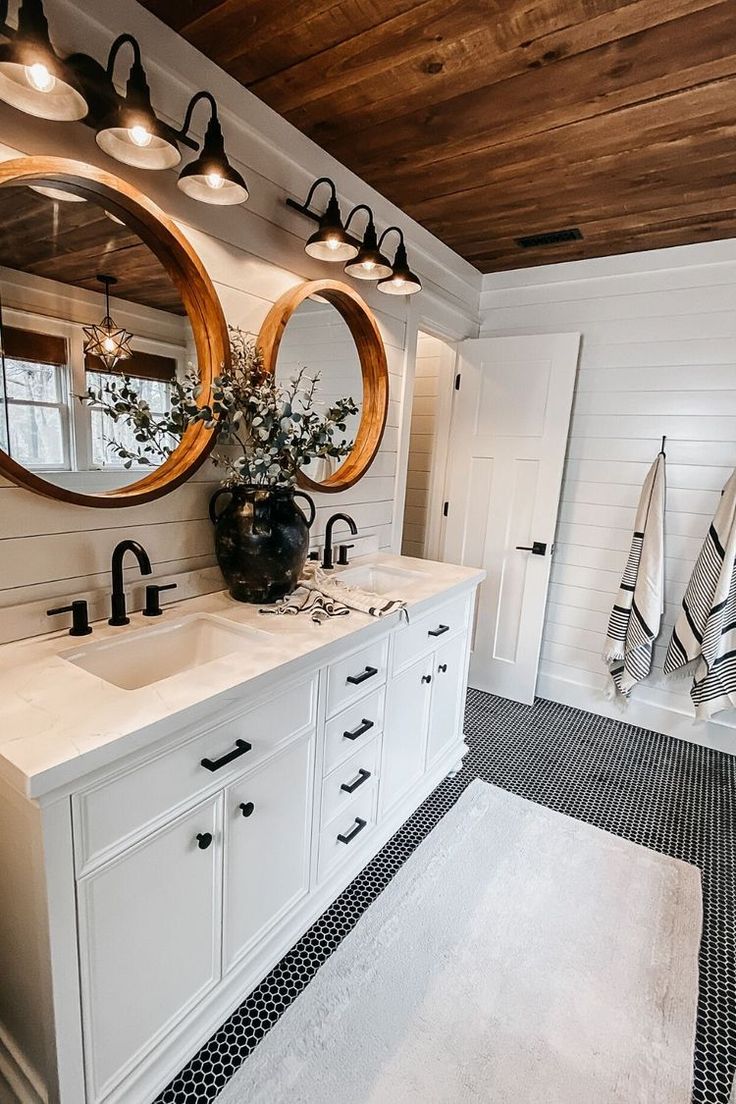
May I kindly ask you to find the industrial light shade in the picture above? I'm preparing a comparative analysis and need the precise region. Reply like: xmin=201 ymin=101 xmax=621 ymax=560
xmin=0 ymin=0 xmax=87 ymax=121
xmin=378 ymin=240 xmax=422 ymax=296
xmin=305 ymin=195 xmax=358 ymax=262
xmin=96 ymin=37 xmax=179 ymax=170
xmin=178 ymin=110 xmax=247 ymax=205
xmin=83 ymin=275 xmax=133 ymax=372
xmin=343 ymin=216 xmax=392 ymax=281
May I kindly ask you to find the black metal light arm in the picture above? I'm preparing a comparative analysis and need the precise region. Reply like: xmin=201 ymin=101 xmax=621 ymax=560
xmin=378 ymin=225 xmax=405 ymax=251
xmin=0 ymin=0 xmax=10 ymax=35
xmin=344 ymin=202 xmax=373 ymax=235
xmin=105 ymin=32 xmax=142 ymax=79
xmin=178 ymin=89 xmax=217 ymax=139
xmin=286 ymin=175 xmax=338 ymax=221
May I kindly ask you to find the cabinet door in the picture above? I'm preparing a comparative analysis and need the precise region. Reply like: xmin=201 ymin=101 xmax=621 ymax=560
xmin=427 ymin=633 xmax=469 ymax=767
xmin=380 ymin=654 xmax=433 ymax=815
xmin=223 ymin=734 xmax=313 ymax=972
xmin=78 ymin=796 xmax=221 ymax=1102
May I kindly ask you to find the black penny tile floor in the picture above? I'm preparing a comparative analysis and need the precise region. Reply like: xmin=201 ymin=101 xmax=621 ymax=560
xmin=155 ymin=691 xmax=736 ymax=1104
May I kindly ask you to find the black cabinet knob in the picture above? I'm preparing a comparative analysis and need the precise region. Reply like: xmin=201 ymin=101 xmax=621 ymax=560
xmin=421 ymin=674 xmax=432 ymax=684
xmin=196 ymin=832 xmax=213 ymax=850
xmin=239 ymin=801 xmax=255 ymax=818
xmin=438 ymin=663 xmax=448 ymax=673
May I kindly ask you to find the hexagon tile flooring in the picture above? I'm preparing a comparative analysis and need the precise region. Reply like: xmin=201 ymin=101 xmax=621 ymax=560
xmin=155 ymin=691 xmax=736 ymax=1104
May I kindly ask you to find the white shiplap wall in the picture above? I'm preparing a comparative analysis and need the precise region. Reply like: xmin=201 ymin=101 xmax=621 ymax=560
xmin=480 ymin=240 xmax=736 ymax=752
xmin=0 ymin=0 xmax=480 ymax=644
xmin=402 ymin=332 xmax=443 ymax=558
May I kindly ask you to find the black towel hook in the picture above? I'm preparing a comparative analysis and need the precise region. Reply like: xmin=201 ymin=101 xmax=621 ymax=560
xmin=660 ymin=435 xmax=667 ymax=457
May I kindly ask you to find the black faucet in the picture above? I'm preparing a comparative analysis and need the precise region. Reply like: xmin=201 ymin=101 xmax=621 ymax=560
xmin=322 ymin=513 xmax=358 ymax=570
xmin=109 ymin=540 xmax=153 ymax=626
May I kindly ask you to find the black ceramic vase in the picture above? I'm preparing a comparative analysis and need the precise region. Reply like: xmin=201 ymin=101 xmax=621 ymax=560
xmin=209 ymin=484 xmax=316 ymax=603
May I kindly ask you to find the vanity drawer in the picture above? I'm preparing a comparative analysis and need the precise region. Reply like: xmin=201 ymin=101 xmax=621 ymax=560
xmin=73 ymin=675 xmax=317 ymax=874
xmin=323 ymin=685 xmax=385 ymax=776
xmin=318 ymin=785 xmax=378 ymax=882
xmin=392 ymin=593 xmax=471 ymax=673
xmin=326 ymin=636 xmax=388 ymax=718
xmin=321 ymin=736 xmax=381 ymax=828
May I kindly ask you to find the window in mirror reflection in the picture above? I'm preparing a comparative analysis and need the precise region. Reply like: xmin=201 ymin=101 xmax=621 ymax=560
xmin=0 ymin=313 xmax=187 ymax=482
xmin=0 ymin=182 xmax=194 ymax=493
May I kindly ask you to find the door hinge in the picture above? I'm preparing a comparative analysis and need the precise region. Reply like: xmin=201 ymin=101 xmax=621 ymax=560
xmin=443 ymin=501 xmax=449 ymax=517
xmin=454 ymin=373 xmax=461 ymax=391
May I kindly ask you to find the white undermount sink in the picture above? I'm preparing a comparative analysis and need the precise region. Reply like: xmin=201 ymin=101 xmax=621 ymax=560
xmin=334 ymin=563 xmax=424 ymax=596
xmin=62 ymin=614 xmax=268 ymax=691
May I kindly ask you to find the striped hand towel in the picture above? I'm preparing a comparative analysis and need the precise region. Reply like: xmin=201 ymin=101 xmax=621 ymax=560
xmin=260 ymin=586 xmax=350 ymax=625
xmin=302 ymin=563 xmax=407 ymax=620
xmin=664 ymin=470 xmax=736 ymax=719
xmin=604 ymin=452 xmax=666 ymax=696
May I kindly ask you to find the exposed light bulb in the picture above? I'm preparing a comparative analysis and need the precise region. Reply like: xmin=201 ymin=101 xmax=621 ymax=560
xmin=27 ymin=63 xmax=55 ymax=93
xmin=393 ymin=276 xmax=405 ymax=287
xmin=205 ymin=171 xmax=224 ymax=190
xmin=129 ymin=125 xmax=152 ymax=148
xmin=362 ymin=260 xmax=375 ymax=272
xmin=326 ymin=236 xmax=341 ymax=251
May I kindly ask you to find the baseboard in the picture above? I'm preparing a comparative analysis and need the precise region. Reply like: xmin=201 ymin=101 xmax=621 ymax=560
xmin=0 ymin=1024 xmax=46 ymax=1104
xmin=537 ymin=670 xmax=736 ymax=756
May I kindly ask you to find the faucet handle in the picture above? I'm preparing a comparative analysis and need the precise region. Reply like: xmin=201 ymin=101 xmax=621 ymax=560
xmin=337 ymin=544 xmax=355 ymax=566
xmin=47 ymin=600 xmax=92 ymax=637
xmin=143 ymin=583 xmax=178 ymax=618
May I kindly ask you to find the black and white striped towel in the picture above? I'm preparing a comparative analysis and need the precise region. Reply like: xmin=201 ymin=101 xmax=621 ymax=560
xmin=260 ymin=586 xmax=351 ymax=625
xmin=604 ymin=452 xmax=666 ymax=697
xmin=664 ymin=469 xmax=736 ymax=719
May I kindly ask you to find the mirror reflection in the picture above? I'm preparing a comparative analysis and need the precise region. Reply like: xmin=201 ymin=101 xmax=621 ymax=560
xmin=274 ymin=296 xmax=362 ymax=483
xmin=0 ymin=183 xmax=194 ymax=492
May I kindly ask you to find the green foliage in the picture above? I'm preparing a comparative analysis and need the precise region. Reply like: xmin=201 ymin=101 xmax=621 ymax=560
xmin=82 ymin=328 xmax=359 ymax=485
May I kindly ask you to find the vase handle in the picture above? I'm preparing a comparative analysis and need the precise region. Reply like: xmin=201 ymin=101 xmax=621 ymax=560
xmin=209 ymin=487 xmax=232 ymax=525
xmin=294 ymin=491 xmax=316 ymax=529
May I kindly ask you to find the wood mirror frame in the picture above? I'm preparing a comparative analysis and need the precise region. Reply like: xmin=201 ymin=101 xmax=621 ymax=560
xmin=258 ymin=280 xmax=389 ymax=493
xmin=0 ymin=156 xmax=228 ymax=508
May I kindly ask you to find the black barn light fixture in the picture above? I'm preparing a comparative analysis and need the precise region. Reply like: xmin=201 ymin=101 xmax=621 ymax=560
xmin=0 ymin=0 xmax=87 ymax=120
xmin=96 ymin=34 xmax=179 ymax=170
xmin=0 ymin=1 xmax=248 ymax=205
xmin=177 ymin=91 xmax=248 ymax=205
xmin=83 ymin=275 xmax=134 ymax=372
xmin=287 ymin=176 xmax=357 ymax=262
xmin=288 ymin=177 xmax=421 ymax=294
xmin=376 ymin=227 xmax=422 ymax=296
xmin=343 ymin=205 xmax=393 ymax=281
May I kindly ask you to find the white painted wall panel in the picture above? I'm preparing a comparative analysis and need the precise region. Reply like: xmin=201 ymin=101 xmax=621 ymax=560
xmin=480 ymin=241 xmax=736 ymax=747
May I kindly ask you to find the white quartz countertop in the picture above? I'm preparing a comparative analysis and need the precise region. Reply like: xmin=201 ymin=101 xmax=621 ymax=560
xmin=0 ymin=555 xmax=483 ymax=800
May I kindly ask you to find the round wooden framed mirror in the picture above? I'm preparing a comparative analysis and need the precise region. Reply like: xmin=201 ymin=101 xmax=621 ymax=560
xmin=0 ymin=156 xmax=228 ymax=508
xmin=258 ymin=279 xmax=389 ymax=493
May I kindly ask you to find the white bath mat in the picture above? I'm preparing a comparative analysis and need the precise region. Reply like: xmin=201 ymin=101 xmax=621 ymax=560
xmin=217 ymin=780 xmax=702 ymax=1104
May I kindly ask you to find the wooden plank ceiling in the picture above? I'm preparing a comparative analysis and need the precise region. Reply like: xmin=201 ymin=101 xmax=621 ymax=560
xmin=140 ymin=0 xmax=736 ymax=272
xmin=0 ymin=187 xmax=185 ymax=314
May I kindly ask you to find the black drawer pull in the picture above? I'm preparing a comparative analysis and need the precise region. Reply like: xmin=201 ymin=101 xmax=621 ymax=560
xmin=239 ymin=801 xmax=255 ymax=818
xmin=438 ymin=663 xmax=448 ymax=673
xmin=343 ymin=718 xmax=374 ymax=741
xmin=196 ymin=832 xmax=213 ymax=850
xmin=341 ymin=768 xmax=372 ymax=794
xmin=346 ymin=665 xmax=378 ymax=686
xmin=421 ymin=674 xmax=432 ymax=684
xmin=428 ymin=624 xmax=450 ymax=638
xmin=337 ymin=817 xmax=367 ymax=845
xmin=201 ymin=738 xmax=252 ymax=772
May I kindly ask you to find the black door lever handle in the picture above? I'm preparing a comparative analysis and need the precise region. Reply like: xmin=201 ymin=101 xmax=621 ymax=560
xmin=515 ymin=541 xmax=547 ymax=555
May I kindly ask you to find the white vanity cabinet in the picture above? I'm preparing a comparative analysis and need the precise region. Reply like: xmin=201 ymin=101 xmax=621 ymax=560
xmin=223 ymin=734 xmax=314 ymax=973
xmin=0 ymin=565 xmax=480 ymax=1104
xmin=76 ymin=796 xmax=223 ymax=1103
